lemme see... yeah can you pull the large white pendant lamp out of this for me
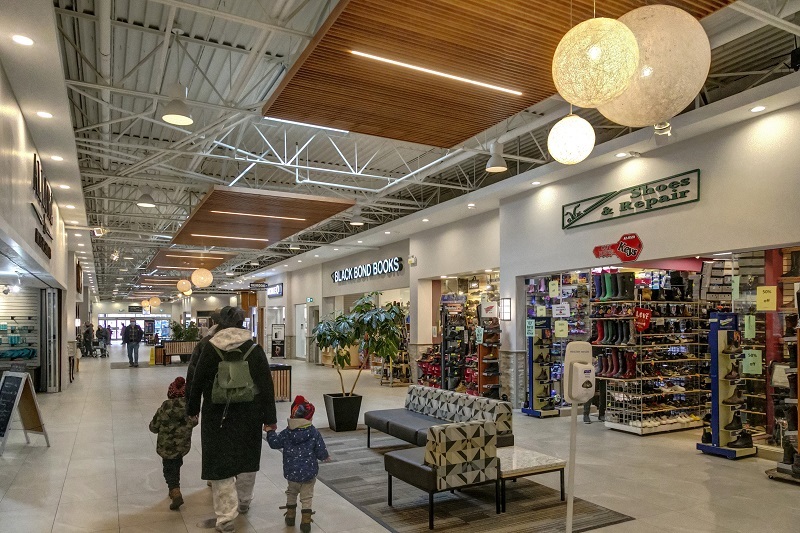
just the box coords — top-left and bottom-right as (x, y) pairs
(485, 143), (508, 173)
(161, 83), (193, 126)
(176, 279), (191, 293)
(191, 268), (213, 288)
(552, 17), (640, 109)
(597, 5), (711, 127)
(547, 114), (596, 165)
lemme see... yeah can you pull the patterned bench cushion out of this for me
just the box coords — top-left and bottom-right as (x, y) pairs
(423, 420), (498, 491)
(405, 385), (513, 434)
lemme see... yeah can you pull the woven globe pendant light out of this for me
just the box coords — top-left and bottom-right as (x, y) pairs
(149, 296), (161, 307)
(183, 289), (192, 296)
(547, 114), (596, 165)
(597, 5), (711, 127)
(191, 268), (213, 288)
(141, 299), (150, 308)
(176, 279), (191, 293)
(552, 17), (639, 108)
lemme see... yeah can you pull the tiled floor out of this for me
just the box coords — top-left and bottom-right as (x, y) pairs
(0, 345), (797, 532)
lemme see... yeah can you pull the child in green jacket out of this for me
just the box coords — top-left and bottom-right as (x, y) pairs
(149, 376), (198, 510)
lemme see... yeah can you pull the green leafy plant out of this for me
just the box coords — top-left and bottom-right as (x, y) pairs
(170, 320), (200, 341)
(312, 292), (404, 396)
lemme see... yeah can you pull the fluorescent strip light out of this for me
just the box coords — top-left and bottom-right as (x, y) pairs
(263, 116), (349, 134)
(155, 266), (198, 270)
(190, 234), (269, 242)
(209, 210), (306, 221)
(712, 252), (732, 256)
(351, 50), (522, 96)
(165, 254), (226, 260)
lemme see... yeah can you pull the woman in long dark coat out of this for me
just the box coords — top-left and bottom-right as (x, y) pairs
(187, 306), (277, 532)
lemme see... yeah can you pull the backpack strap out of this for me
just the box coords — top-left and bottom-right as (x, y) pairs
(242, 344), (257, 361)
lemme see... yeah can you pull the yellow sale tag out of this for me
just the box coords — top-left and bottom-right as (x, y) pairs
(536, 305), (547, 317)
(549, 280), (560, 298)
(756, 286), (777, 311)
(554, 319), (568, 338)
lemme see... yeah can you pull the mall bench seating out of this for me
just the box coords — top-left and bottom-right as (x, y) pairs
(385, 420), (500, 529)
(365, 385), (514, 448)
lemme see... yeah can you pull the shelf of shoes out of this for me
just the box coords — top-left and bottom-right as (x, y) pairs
(523, 272), (591, 416)
(588, 268), (712, 435)
(416, 345), (442, 388)
(440, 303), (468, 391)
(478, 316), (501, 399)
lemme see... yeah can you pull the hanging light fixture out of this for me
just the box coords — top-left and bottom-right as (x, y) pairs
(597, 5), (710, 128)
(149, 296), (161, 307)
(485, 143), (507, 173)
(176, 279), (191, 293)
(110, 250), (120, 261)
(547, 114), (595, 165)
(552, 8), (639, 109)
(161, 82), (193, 126)
(183, 289), (192, 296)
(349, 206), (365, 226)
(191, 268), (213, 288)
(137, 185), (156, 208)
(141, 299), (150, 308)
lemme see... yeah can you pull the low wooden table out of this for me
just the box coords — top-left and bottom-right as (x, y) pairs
(497, 446), (566, 512)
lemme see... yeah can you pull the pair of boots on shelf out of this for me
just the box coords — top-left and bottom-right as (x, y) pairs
(590, 320), (636, 346)
(595, 349), (637, 379)
(591, 272), (636, 301)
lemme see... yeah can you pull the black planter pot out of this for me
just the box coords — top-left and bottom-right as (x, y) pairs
(323, 393), (362, 432)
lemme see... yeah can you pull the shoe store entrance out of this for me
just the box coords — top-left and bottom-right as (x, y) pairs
(416, 270), (503, 398)
(517, 247), (799, 465)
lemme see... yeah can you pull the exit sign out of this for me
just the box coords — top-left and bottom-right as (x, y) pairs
(306, 297), (314, 303)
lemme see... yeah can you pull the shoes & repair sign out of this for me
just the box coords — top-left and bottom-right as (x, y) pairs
(593, 233), (643, 262)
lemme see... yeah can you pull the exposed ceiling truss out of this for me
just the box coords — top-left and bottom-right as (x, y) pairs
(54, 0), (800, 299)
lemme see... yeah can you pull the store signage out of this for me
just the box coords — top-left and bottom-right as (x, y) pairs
(475, 326), (485, 343)
(554, 319), (568, 338)
(525, 319), (535, 338)
(562, 170), (699, 229)
(33, 228), (52, 259)
(552, 303), (570, 318)
(249, 282), (268, 290)
(128, 305), (143, 313)
(266, 283), (284, 298)
(306, 297), (314, 303)
(756, 286), (777, 311)
(633, 307), (652, 332)
(31, 154), (54, 226)
(593, 233), (643, 262)
(548, 280), (560, 298)
(330, 256), (403, 283)
(742, 349), (762, 375)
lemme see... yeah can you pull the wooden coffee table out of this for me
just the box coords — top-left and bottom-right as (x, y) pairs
(497, 446), (567, 512)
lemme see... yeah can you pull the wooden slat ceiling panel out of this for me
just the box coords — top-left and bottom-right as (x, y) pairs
(146, 249), (238, 271)
(171, 186), (355, 250)
(264, 0), (736, 148)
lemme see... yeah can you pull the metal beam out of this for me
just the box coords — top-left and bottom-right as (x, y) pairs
(729, 1), (800, 37)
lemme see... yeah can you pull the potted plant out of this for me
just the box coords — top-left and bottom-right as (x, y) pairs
(313, 292), (404, 431)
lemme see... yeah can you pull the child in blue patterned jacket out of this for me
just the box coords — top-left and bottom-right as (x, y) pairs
(266, 395), (330, 533)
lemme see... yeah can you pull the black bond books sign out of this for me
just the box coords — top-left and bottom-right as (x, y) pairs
(331, 257), (403, 283)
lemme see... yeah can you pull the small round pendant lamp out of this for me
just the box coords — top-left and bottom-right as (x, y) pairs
(183, 289), (192, 296)
(191, 268), (213, 288)
(176, 279), (191, 293)
(547, 114), (596, 165)
(149, 296), (161, 307)
(552, 17), (639, 108)
(141, 299), (150, 308)
(597, 5), (710, 127)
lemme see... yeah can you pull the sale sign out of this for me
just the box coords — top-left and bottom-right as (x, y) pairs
(593, 233), (643, 263)
(633, 307), (652, 332)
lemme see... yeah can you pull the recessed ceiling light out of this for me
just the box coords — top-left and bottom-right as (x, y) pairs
(357, 240), (363, 244)
(467, 203), (475, 209)
(36, 111), (52, 118)
(51, 155), (63, 161)
(209, 210), (306, 221)
(713, 252), (732, 256)
(78, 251), (86, 254)
(333, 248), (339, 251)
(225, 272), (234, 276)
(384, 231), (391, 235)
(116, 277), (124, 280)
(422, 218), (429, 222)
(615, 152), (628, 158)
(440, 275), (448, 279)
(12, 35), (34, 46)
(74, 233), (81, 237)
(59, 184), (70, 189)
(190, 234), (269, 242)
(283, 264), (289, 267)
(750, 105), (766, 113)
(165, 254), (225, 260)
(65, 204), (75, 209)
(297, 260), (302, 263)
(119, 268), (128, 272)
(485, 269), (492, 273)
(531, 181), (541, 185)
(77, 243), (84, 247)
(350, 50), (522, 95)
(314, 254), (319, 258)
(68, 220), (78, 224)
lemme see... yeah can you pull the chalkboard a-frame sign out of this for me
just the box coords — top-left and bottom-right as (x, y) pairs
(0, 372), (50, 456)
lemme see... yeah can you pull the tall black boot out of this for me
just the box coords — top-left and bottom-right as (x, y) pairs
(785, 251), (800, 277)
(793, 451), (800, 478)
(789, 373), (798, 400)
(783, 438), (796, 465)
(609, 273), (620, 301)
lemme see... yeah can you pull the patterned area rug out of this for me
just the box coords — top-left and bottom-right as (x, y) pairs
(316, 427), (634, 532)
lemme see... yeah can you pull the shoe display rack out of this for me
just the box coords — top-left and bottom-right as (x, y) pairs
(591, 268), (711, 435)
(769, 323), (799, 480)
(522, 273), (590, 417)
(521, 318), (559, 417)
(697, 313), (758, 458)
(416, 345), (442, 388)
(478, 317), (501, 399)
(440, 301), (467, 391)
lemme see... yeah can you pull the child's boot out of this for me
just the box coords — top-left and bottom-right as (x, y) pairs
(280, 504), (297, 526)
(300, 509), (314, 533)
(168, 488), (183, 510)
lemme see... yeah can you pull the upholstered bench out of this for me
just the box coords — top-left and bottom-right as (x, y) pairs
(385, 420), (500, 529)
(366, 385), (514, 447)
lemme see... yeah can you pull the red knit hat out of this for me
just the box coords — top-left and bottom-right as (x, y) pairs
(168, 376), (186, 399)
(290, 395), (315, 420)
